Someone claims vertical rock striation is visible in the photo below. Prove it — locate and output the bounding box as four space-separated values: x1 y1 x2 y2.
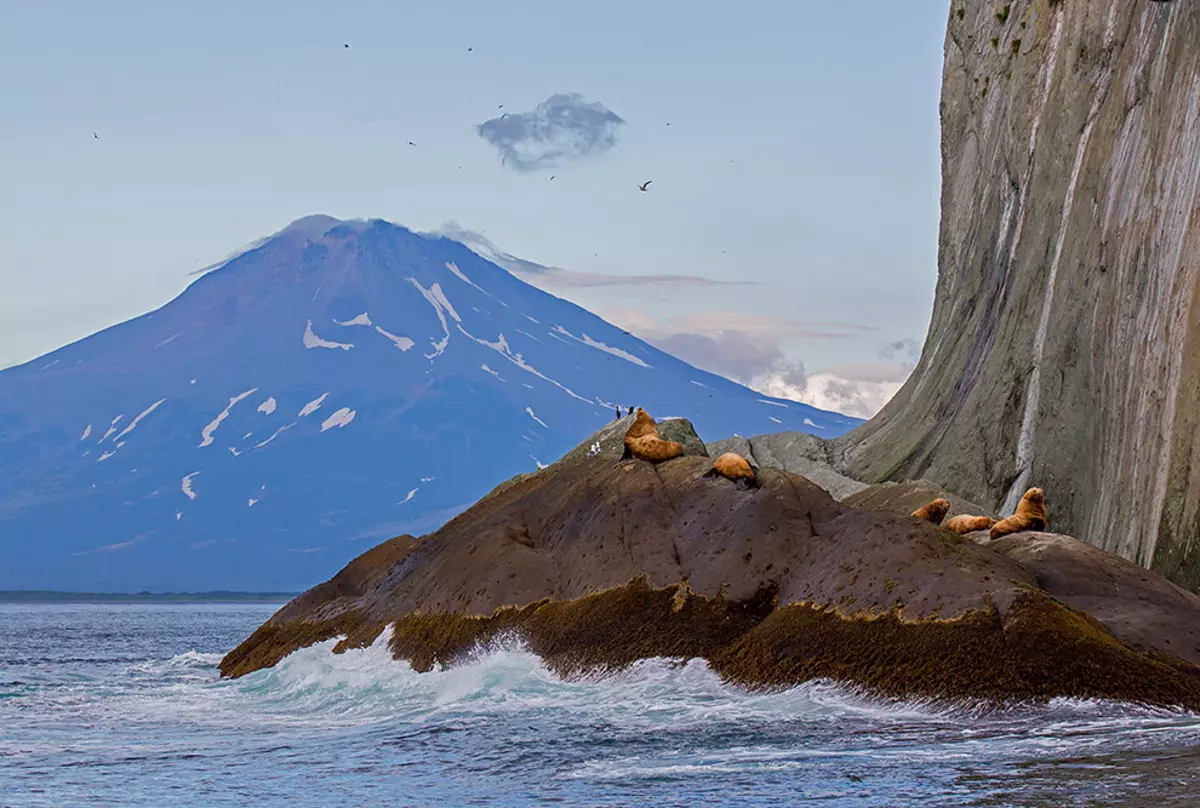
838 1 1200 589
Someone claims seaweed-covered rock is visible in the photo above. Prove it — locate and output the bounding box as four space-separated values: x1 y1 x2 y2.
221 454 1200 708
985 531 1200 667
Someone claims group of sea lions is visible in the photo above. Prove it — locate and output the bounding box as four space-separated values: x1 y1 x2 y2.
910 489 1048 540
622 407 758 488
623 408 1049 539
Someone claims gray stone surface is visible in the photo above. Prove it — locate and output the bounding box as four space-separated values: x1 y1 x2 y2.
707 431 868 501
835 0 1200 591
843 480 994 522
705 436 757 467
559 414 708 465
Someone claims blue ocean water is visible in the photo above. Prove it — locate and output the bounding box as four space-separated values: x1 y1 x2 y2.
2 603 1199 807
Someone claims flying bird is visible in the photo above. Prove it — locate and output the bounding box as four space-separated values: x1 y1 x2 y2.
343 43 350 48
467 46 473 52
549 175 556 181
498 104 504 109
408 141 416 147
638 180 652 192
92 132 99 139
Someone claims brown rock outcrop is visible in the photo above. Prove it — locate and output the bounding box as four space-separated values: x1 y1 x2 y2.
221 454 1200 708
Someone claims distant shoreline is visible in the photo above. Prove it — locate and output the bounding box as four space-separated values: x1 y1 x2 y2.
0 591 296 604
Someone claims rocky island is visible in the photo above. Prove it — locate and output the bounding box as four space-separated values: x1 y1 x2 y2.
222 415 1200 708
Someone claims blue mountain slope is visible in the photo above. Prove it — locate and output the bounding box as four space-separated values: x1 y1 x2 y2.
0 217 861 591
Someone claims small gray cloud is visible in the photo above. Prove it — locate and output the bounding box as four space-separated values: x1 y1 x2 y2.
476 93 626 172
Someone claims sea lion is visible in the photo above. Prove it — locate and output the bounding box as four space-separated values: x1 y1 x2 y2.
622 408 683 463
944 514 996 535
703 452 758 490
912 498 950 525
989 488 1048 539
624 408 656 440
625 434 684 462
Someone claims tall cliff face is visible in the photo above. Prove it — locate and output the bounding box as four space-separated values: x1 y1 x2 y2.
838 1 1200 588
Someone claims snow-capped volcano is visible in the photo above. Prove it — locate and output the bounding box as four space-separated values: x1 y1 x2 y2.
0 217 860 591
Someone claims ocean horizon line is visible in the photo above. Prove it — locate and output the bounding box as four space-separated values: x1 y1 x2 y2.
0 590 297 603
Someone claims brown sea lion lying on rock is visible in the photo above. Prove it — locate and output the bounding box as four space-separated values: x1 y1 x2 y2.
990 488 1048 539
945 515 997 535
703 452 758 490
911 498 950 524
622 408 684 463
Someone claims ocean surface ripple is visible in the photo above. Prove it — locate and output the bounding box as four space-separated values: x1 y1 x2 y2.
2 603 1199 807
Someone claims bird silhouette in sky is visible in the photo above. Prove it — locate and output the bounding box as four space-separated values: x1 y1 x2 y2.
408 141 416 147
343 43 349 48
467 46 473 52
549 175 556 181
638 180 652 192
93 132 99 139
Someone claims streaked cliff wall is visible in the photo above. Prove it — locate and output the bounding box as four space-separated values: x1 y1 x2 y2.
838 0 1200 588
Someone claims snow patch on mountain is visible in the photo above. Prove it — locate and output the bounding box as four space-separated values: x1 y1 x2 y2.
255 422 295 448
444 261 488 296
303 320 353 351
552 325 650 368
526 407 548 428
408 278 452 358
113 398 166 443
100 415 124 443
200 389 257 447
321 407 356 432
80 424 92 441
583 334 650 368
181 472 200 501
458 327 590 404
299 393 328 417
375 326 415 351
258 397 277 415
335 313 373 327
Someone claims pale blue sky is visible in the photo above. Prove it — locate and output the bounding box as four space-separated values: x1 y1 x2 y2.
1 1 949 409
